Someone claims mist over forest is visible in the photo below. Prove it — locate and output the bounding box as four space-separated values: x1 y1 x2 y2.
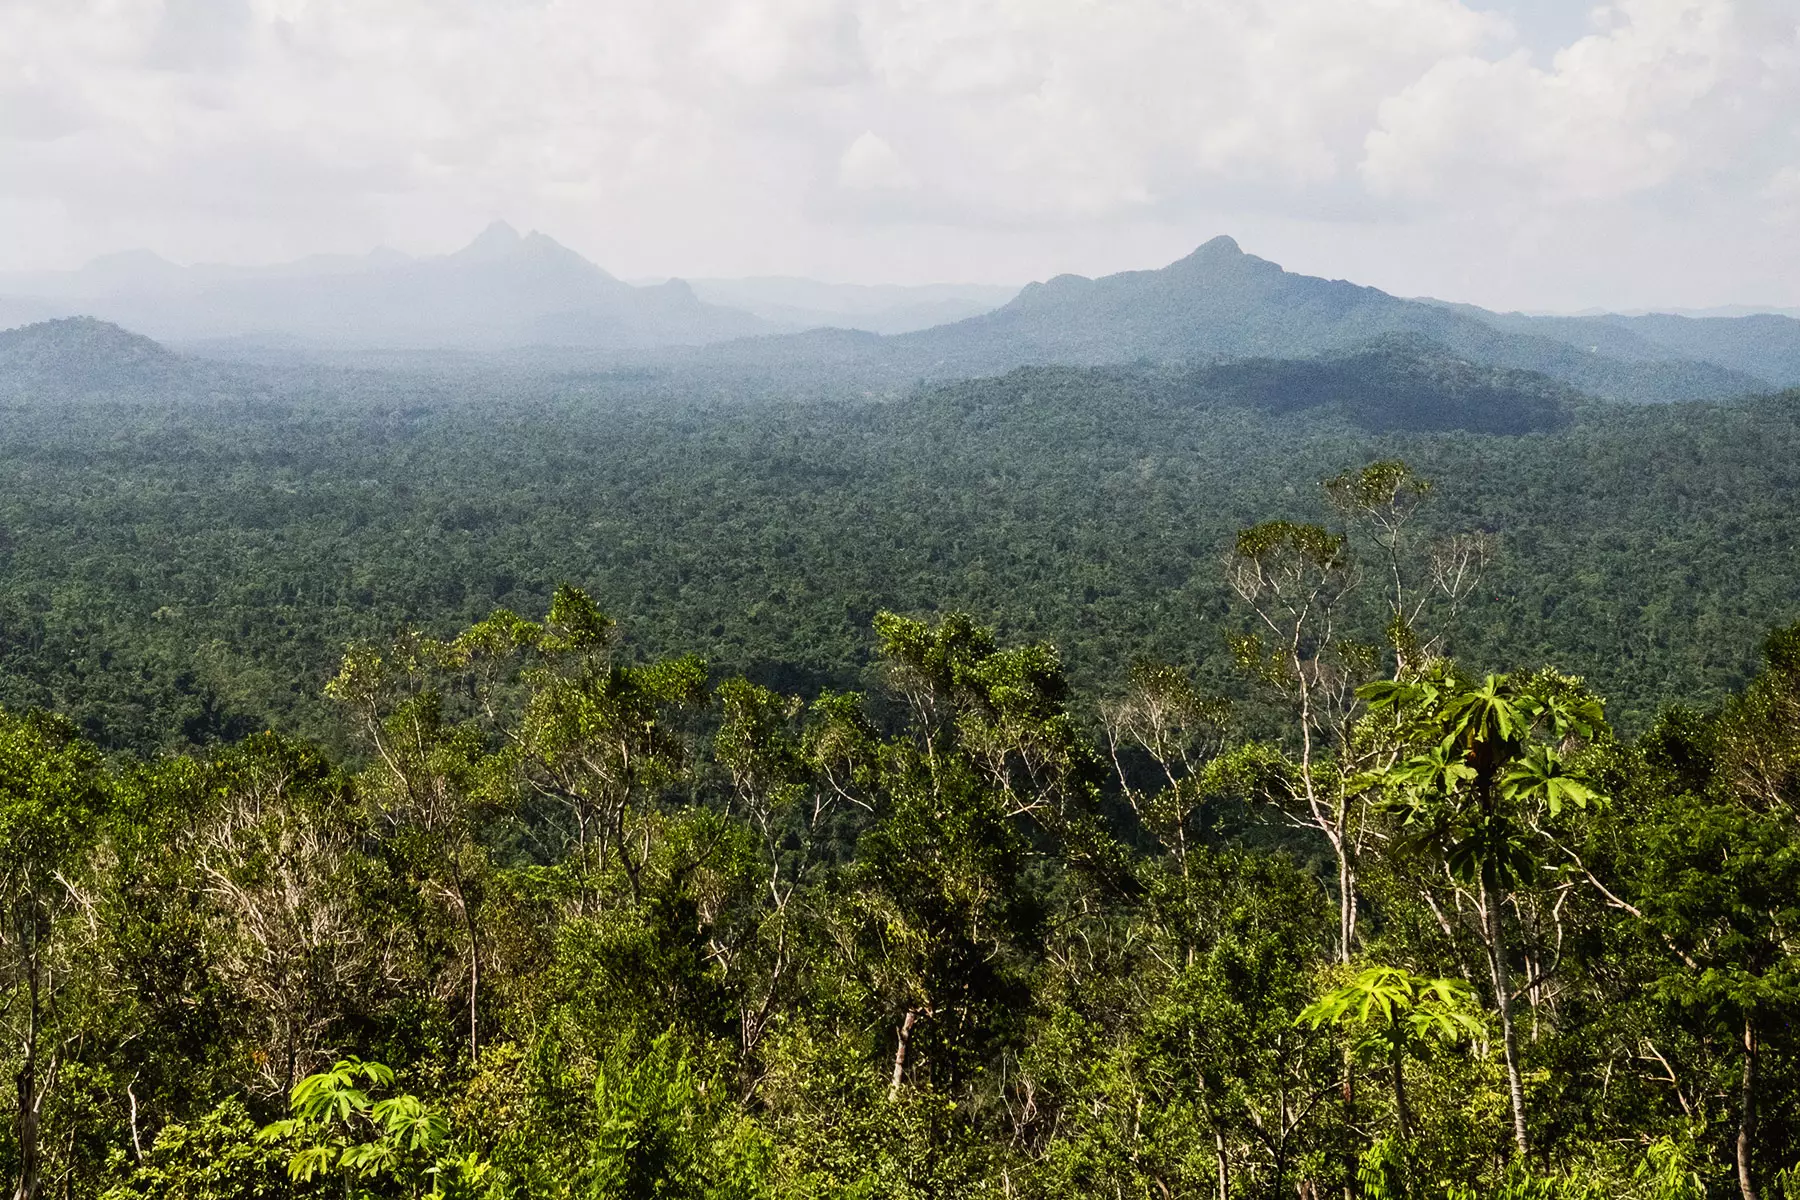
4 225 1800 1200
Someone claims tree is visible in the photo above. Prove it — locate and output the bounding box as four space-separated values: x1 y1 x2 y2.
713 680 875 1075
327 635 503 1068
1629 626 1800 1200
1228 465 1495 969
843 612 1089 1102
0 709 108 1200
455 587 708 913
257 1057 489 1198
1227 519 1368 964
1323 460 1491 677
1362 668 1608 1155
1297 965 1483 1138
1101 661 1233 879
192 735 391 1098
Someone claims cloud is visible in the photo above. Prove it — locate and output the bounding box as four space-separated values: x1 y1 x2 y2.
0 0 1795 307
1765 165 1800 223
1362 0 1800 208
837 132 917 192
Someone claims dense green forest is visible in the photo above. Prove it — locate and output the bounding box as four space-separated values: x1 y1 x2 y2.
4 323 1800 1197
3 470 1799 1198
3 344 1798 752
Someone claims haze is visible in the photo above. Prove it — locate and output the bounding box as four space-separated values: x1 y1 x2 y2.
3 0 1799 312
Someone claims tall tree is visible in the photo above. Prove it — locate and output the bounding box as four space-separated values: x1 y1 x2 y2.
0 710 108 1200
1227 519 1367 964
327 633 504 1067
1362 667 1608 1155
1633 626 1800 1200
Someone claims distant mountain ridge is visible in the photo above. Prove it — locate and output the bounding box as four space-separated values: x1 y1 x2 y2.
869 236 1778 403
920 340 1577 438
1448 306 1800 389
681 277 1018 335
5 229 1796 404
0 317 187 397
0 223 777 352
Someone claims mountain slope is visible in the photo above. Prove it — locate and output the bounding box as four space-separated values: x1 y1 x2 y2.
0 224 778 352
0 318 190 397
685 277 1018 334
1600 312 1800 387
1185 337 1575 433
882 236 1763 403
1441 304 1800 389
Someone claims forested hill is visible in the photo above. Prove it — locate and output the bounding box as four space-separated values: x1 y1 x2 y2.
2 327 1797 751
1454 306 1800 389
1179 337 1576 433
6 318 1800 1198
0 223 778 352
0 316 192 395
675 235 1785 404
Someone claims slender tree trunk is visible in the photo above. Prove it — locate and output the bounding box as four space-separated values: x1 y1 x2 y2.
1337 849 1356 967
466 921 480 1066
888 1009 917 1099
1392 1039 1411 1139
1738 1016 1759 1200
454 876 480 1066
1198 1076 1228 1200
1481 873 1529 1155
127 1080 144 1163
1342 1046 1357 1200
12 1062 38 1200
13 942 41 1200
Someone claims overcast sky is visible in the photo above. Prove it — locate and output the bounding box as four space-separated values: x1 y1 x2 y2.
3 0 1797 311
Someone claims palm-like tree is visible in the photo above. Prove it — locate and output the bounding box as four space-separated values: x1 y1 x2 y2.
1298 965 1483 1138
1361 669 1606 1155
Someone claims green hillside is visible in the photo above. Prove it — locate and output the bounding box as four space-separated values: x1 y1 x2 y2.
2 336 1796 751
4 322 1800 1199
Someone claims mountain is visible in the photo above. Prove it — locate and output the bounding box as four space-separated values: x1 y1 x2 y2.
682 277 1018 335
871 236 1767 403
9 231 1793 402
0 224 778 353
1569 312 1800 388
0 317 189 398
917 341 1574 440
1183 336 1576 434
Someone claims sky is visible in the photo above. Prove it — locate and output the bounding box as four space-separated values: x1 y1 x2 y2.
2 0 1798 312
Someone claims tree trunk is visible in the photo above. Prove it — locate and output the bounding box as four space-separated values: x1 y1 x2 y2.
1392 1038 1411 1139
1337 848 1357 967
888 1010 917 1100
12 1062 38 1200
1342 1046 1357 1200
12 946 40 1200
454 875 480 1066
1482 873 1529 1155
466 924 480 1067
1737 1016 1759 1200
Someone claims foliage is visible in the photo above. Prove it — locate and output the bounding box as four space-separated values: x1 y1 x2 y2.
1 441 1799 1199
5 359 1800 754
257 1057 493 1198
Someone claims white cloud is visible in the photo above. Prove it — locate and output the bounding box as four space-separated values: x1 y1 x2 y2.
1766 165 1800 224
837 131 917 192
1362 0 1800 206
0 0 1795 306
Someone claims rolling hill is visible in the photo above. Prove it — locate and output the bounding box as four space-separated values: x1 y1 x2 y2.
0 224 778 353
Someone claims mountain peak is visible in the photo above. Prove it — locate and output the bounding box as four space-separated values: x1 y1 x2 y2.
1159 234 1277 282
79 249 187 290
0 317 182 393
455 220 525 261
